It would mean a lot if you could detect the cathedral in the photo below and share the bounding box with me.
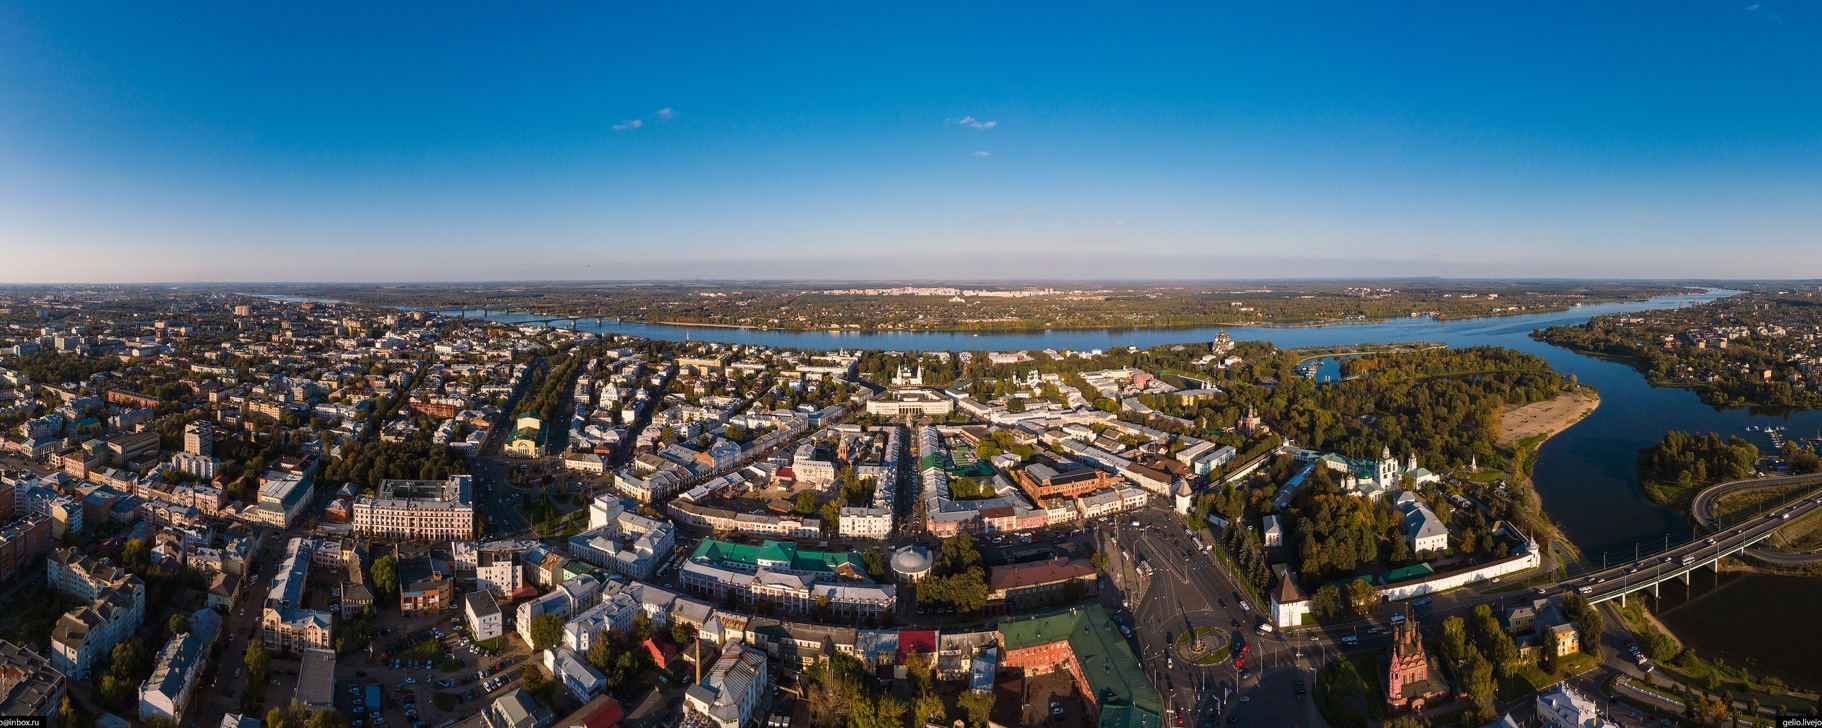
[891,364,923,387]
[1318,446,1440,500]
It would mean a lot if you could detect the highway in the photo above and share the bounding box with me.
[1688,473,1822,565]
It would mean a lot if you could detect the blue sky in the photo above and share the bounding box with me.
[1,2,1818,282]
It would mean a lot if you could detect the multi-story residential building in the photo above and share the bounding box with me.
[263,538,333,653]
[514,575,602,645]
[183,421,212,456]
[169,452,220,480]
[561,590,640,654]
[0,515,51,582]
[0,639,67,717]
[464,592,503,642]
[18,483,82,538]
[475,546,526,597]
[46,549,145,681]
[683,642,768,728]
[353,475,474,540]
[836,507,892,539]
[138,608,222,721]
[611,469,684,503]
[543,646,606,703]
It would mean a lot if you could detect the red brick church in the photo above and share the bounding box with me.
[1384,609,1446,711]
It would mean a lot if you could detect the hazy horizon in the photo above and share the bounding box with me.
[0,277,1793,287]
[4,3,1820,282]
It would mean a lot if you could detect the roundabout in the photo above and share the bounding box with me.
[1172,626,1231,666]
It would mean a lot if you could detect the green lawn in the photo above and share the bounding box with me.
[434,692,457,711]
[1497,652,1600,701]
[1314,651,1388,728]
[475,636,508,651]
[1454,469,1508,483]
[395,638,441,662]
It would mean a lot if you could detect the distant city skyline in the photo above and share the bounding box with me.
[3,2,1819,282]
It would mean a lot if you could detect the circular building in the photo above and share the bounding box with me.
[891,544,934,583]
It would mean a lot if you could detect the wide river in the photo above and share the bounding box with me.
[407,291,1822,684]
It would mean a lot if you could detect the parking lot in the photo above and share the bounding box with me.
[337,607,533,727]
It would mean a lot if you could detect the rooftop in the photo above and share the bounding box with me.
[998,607,1161,728]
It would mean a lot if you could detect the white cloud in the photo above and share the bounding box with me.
[1095,219,1129,226]
[973,151,991,157]
[653,108,676,121]
[612,119,644,132]
[1012,210,1033,217]
[951,116,997,130]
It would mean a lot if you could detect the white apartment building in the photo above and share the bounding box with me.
[169,452,220,480]
[836,507,893,539]
[46,549,145,681]
[561,590,639,654]
[463,592,503,642]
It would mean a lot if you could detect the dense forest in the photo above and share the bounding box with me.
[1276,346,1565,469]
[1636,430,1760,507]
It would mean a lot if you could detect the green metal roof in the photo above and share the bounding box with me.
[999,607,1162,728]
[1376,563,1436,585]
[690,538,864,575]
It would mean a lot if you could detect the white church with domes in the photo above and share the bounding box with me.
[1315,446,1440,501]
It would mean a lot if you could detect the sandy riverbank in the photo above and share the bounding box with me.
[1498,388,1601,447]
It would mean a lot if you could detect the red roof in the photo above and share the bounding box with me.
[577,698,624,728]
[509,584,540,602]
[776,466,796,481]
[640,637,677,669]
[899,630,938,656]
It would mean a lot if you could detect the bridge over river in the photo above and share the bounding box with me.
[1562,474,1822,605]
